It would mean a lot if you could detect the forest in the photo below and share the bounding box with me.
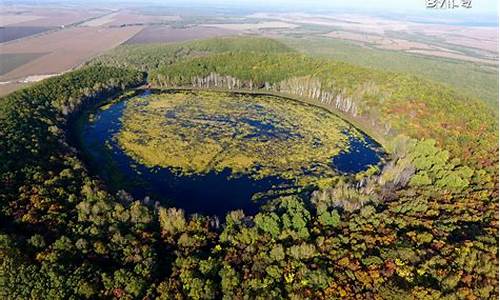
[0,37,498,299]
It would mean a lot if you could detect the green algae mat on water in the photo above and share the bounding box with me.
[117,91,368,185]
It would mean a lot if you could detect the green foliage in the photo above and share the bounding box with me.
[91,36,293,71]
[0,37,497,299]
[409,172,432,186]
[255,213,281,239]
[404,139,474,191]
[159,207,186,237]
[318,210,341,227]
[279,197,311,241]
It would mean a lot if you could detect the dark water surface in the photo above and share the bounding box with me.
[332,132,382,173]
[78,90,383,218]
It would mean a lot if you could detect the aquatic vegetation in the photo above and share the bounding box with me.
[116,91,369,185]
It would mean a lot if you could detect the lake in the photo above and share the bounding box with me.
[78,90,383,218]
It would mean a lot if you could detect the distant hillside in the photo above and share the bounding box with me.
[90,36,294,71]
[281,37,499,109]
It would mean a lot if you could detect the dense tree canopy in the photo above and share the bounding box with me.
[0,37,498,299]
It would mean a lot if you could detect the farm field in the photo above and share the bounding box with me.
[323,31,436,51]
[125,26,238,44]
[0,26,55,43]
[0,81,24,95]
[405,49,495,64]
[321,30,497,65]
[107,10,182,26]
[0,26,143,96]
[249,12,499,64]
[77,9,182,28]
[0,5,108,27]
[79,12,120,27]
[0,52,47,75]
[201,21,299,31]
[0,14,43,26]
